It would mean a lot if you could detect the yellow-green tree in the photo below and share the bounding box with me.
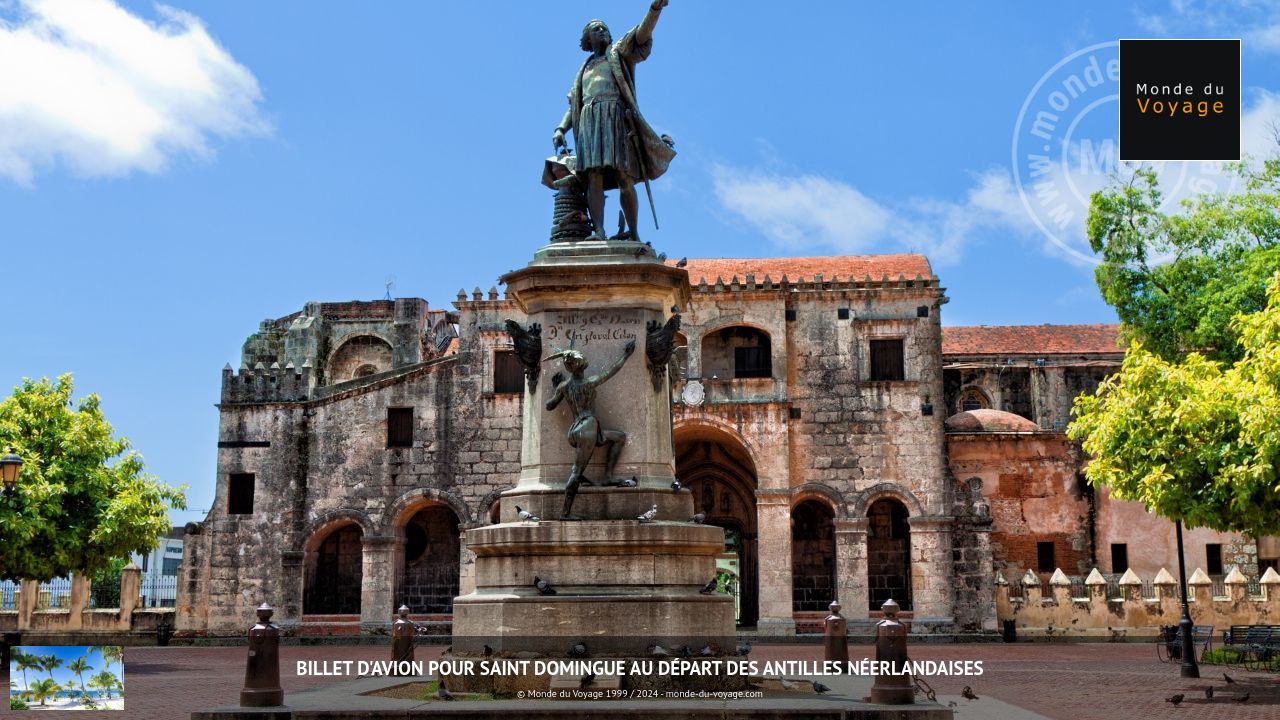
[1069,274,1280,534]
[0,374,186,581]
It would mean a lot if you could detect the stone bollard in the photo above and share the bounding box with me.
[391,605,415,673]
[868,599,913,705]
[240,603,284,707]
[823,601,848,669]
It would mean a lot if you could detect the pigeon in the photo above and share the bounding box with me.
[671,305,680,313]
[638,504,658,523]
[690,512,705,524]
[699,645,714,656]
[649,644,670,658]
[779,678,798,691]
[483,644,493,657]
[620,477,638,488]
[1234,692,1249,703]
[675,257,688,268]
[534,576,557,595]
[660,133,675,149]
[699,579,717,595]
[671,479,682,492]
[569,642,587,658]
[1165,693,1184,706]
[1223,672,1235,684]
[679,645,692,658]
[437,681,455,701]
[736,640,752,657]
[634,246,646,259]
[1205,686,1213,699]
[813,681,832,694]
[516,505,540,522]
[962,686,978,701]
[580,672,596,688]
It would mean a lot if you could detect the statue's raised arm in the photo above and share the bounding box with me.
[589,340,636,387]
[636,0,668,47]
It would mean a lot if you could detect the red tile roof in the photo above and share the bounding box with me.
[668,254,933,284]
[943,324,1123,356]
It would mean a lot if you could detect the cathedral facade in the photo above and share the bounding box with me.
[176,254,1266,637]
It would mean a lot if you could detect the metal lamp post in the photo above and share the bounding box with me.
[1174,518,1199,678]
[0,451,22,493]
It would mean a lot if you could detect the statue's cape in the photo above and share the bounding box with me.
[568,25,676,184]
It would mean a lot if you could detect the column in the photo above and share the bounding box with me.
[907,515,955,630]
[360,535,398,631]
[834,518,869,621]
[755,490,794,636]
[278,550,304,629]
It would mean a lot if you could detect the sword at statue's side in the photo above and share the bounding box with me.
[626,110,660,231]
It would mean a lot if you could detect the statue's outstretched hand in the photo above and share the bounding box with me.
[653,0,668,8]
[624,339,637,356]
[553,129,567,152]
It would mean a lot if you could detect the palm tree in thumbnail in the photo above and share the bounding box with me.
[90,670,120,700]
[66,656,93,699]
[28,678,61,707]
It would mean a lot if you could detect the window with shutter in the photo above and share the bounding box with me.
[869,339,905,381]
[387,407,414,448]
[494,351,524,393]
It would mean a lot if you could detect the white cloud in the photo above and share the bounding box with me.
[711,165,1033,265]
[1241,89,1280,159]
[0,0,267,184]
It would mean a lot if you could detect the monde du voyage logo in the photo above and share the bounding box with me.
[1119,39,1240,161]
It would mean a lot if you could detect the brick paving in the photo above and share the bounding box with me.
[4,642,1275,720]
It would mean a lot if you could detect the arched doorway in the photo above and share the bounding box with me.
[396,505,461,613]
[675,423,758,627]
[791,500,836,611]
[867,498,912,611]
[304,522,363,615]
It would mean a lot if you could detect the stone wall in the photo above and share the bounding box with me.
[946,432,1091,577]
[997,566,1280,639]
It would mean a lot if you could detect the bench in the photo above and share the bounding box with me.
[1156,624,1214,663]
[1224,624,1280,670]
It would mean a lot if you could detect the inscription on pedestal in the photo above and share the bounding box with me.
[545,310,641,347]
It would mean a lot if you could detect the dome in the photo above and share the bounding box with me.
[944,408,1041,433]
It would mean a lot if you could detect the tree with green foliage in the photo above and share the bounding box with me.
[1086,160,1280,363]
[98,645,122,676]
[13,649,40,693]
[39,653,62,682]
[89,670,120,700]
[1069,274,1280,535]
[0,374,186,581]
[27,678,61,707]
[66,656,93,699]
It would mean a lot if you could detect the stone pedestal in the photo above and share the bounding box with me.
[451,241,735,685]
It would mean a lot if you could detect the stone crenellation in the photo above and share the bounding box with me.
[997,566,1280,639]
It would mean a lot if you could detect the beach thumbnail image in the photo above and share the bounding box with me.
[9,646,123,711]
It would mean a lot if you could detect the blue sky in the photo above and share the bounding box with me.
[1,1,1278,523]
[9,646,121,694]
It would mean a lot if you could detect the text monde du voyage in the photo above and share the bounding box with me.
[1134,82,1229,118]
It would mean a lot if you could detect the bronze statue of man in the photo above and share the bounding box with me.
[545,340,636,519]
[552,0,676,242]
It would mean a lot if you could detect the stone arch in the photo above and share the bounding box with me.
[959,386,991,412]
[302,508,375,549]
[866,496,913,611]
[477,489,505,526]
[674,419,758,626]
[302,512,369,615]
[390,492,463,615]
[386,487,472,530]
[790,497,837,612]
[791,483,847,517]
[849,482,926,519]
[699,324,773,380]
[327,334,394,383]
